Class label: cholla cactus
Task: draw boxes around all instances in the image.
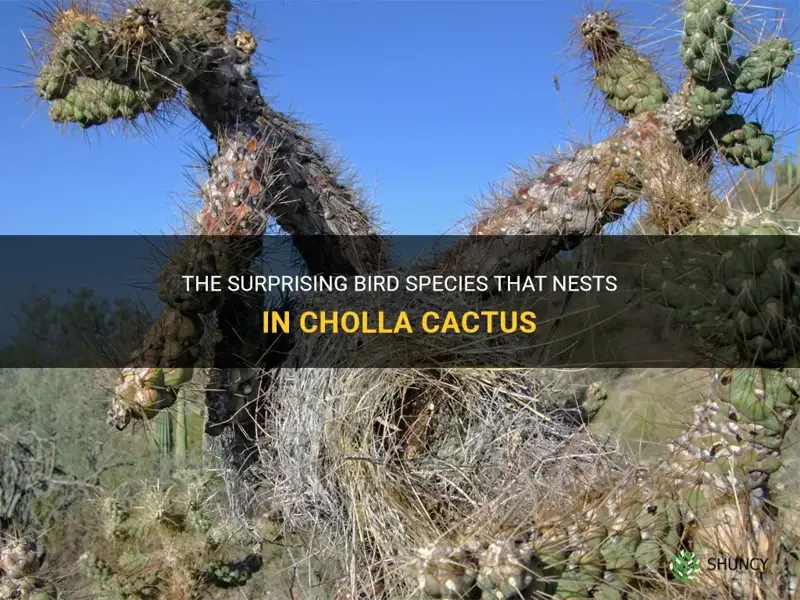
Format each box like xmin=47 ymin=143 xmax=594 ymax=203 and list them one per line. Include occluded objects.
xmin=30 ymin=0 xmax=384 ymax=436
xmin=22 ymin=2 xmax=800 ymax=599
xmin=79 ymin=475 xmax=263 ymax=600
xmin=28 ymin=0 xmax=796 ymax=436
xmin=581 ymin=1 xmax=794 ymax=165
xmin=407 ymin=368 xmax=800 ymax=599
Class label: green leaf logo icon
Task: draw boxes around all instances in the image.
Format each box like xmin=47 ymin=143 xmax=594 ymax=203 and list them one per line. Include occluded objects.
xmin=671 ymin=550 xmax=701 ymax=583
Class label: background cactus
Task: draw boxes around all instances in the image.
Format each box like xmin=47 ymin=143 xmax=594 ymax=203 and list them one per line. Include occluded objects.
xmin=75 ymin=473 xmax=264 ymax=600
xmin=153 ymin=410 xmax=173 ymax=460
xmin=15 ymin=0 xmax=800 ymax=599
xmin=0 ymin=536 xmax=57 ymax=600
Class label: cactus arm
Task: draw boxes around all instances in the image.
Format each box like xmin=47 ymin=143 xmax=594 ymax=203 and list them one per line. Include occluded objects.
xmin=35 ymin=2 xmax=385 ymax=263
xmin=581 ymin=11 xmax=670 ymax=119
xmin=467 ymin=111 xmax=670 ymax=238
xmin=47 ymin=78 xmax=176 ymax=126
xmin=182 ymin=31 xmax=387 ymax=270
xmin=733 ymin=37 xmax=795 ymax=93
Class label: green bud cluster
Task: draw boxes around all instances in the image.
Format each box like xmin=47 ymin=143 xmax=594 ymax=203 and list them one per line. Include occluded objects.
xmin=48 ymin=79 xmax=173 ymax=128
xmin=711 ymin=114 xmax=775 ymax=168
xmin=687 ymin=78 xmax=734 ymax=122
xmin=734 ymin=38 xmax=795 ymax=92
xmin=205 ymin=561 xmax=257 ymax=588
xmin=34 ymin=1 xmax=231 ymax=128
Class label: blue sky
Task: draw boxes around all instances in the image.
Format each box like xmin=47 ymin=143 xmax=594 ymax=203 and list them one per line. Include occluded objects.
xmin=1 ymin=0 xmax=798 ymax=235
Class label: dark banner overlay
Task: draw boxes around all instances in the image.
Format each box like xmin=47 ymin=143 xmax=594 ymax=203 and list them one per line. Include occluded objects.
xmin=0 ymin=235 xmax=797 ymax=368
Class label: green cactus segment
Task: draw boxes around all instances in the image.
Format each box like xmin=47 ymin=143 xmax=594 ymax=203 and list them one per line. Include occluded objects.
xmin=714 ymin=369 xmax=800 ymax=462
xmin=48 ymin=78 xmax=173 ymax=128
xmin=710 ymin=114 xmax=775 ymax=168
xmin=680 ymin=0 xmax=735 ymax=81
xmin=594 ymin=50 xmax=670 ymax=117
xmin=581 ymin=11 xmax=669 ymax=118
xmin=641 ymin=215 xmax=800 ymax=367
xmin=734 ymin=38 xmax=795 ymax=93
xmin=687 ymin=77 xmax=734 ymax=123
xmin=36 ymin=2 xmax=232 ymax=127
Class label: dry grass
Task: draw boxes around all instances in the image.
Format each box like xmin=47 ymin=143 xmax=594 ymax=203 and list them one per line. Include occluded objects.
xmin=249 ymin=366 xmax=616 ymax=598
